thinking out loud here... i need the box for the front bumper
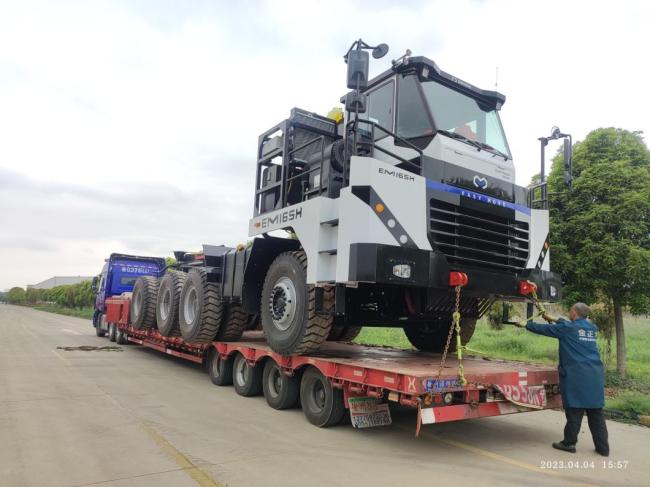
[348,243,562,301]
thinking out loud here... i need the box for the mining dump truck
[129,40,565,357]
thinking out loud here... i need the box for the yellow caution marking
[141,422,223,487]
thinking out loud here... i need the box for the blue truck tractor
[92,253,166,341]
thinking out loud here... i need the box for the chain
[513,282,549,326]
[432,284,467,401]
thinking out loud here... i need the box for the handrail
[346,119,424,176]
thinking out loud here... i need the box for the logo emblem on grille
[473,175,488,189]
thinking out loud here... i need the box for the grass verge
[31,304,94,320]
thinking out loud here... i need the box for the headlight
[392,264,411,279]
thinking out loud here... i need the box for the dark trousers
[564,407,609,453]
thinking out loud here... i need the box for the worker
[518,302,609,456]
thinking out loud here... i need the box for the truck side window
[365,80,394,139]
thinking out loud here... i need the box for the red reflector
[449,271,469,287]
[519,280,537,295]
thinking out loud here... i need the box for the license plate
[348,397,392,429]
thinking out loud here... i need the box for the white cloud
[1,0,649,288]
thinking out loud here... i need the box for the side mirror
[346,49,369,90]
[563,137,573,187]
[91,276,98,293]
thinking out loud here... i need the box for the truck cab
[92,253,165,337]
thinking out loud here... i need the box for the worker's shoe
[552,441,576,453]
[595,448,609,457]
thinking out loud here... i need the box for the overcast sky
[1,0,649,290]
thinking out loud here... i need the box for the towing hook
[449,271,469,288]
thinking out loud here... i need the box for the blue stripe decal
[426,179,531,215]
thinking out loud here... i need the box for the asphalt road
[1,305,648,487]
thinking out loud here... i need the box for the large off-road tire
[260,251,333,355]
[215,303,248,342]
[156,271,187,337]
[327,324,362,342]
[95,314,107,337]
[300,367,345,427]
[207,348,233,386]
[232,353,263,397]
[131,276,159,330]
[262,359,300,410]
[403,317,477,353]
[179,268,223,343]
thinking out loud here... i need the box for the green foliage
[606,391,650,416]
[546,128,650,310]
[165,256,177,267]
[10,281,95,309]
[0,291,7,302]
[7,287,26,304]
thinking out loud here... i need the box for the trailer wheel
[156,271,187,337]
[96,314,106,337]
[108,322,117,342]
[300,367,345,427]
[262,359,299,410]
[115,327,128,345]
[131,276,159,330]
[261,251,333,355]
[179,269,223,343]
[403,318,477,353]
[328,325,362,342]
[215,303,248,341]
[207,348,233,386]
[232,353,263,397]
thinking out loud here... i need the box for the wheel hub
[268,277,296,331]
[160,288,172,321]
[184,288,198,323]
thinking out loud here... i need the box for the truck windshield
[397,75,512,159]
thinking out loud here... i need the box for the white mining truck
[130,40,566,357]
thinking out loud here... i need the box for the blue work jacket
[526,318,605,408]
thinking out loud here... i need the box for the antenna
[495,66,499,90]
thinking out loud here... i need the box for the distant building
[28,276,94,290]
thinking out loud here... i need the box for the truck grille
[429,199,529,273]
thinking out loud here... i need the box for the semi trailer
[122,39,566,358]
[104,292,562,430]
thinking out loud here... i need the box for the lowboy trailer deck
[106,294,561,432]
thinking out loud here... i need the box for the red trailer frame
[105,295,562,432]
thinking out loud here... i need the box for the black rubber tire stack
[260,251,333,355]
[179,268,223,343]
[131,276,159,330]
[156,271,187,337]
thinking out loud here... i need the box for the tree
[7,287,26,304]
[547,128,650,378]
